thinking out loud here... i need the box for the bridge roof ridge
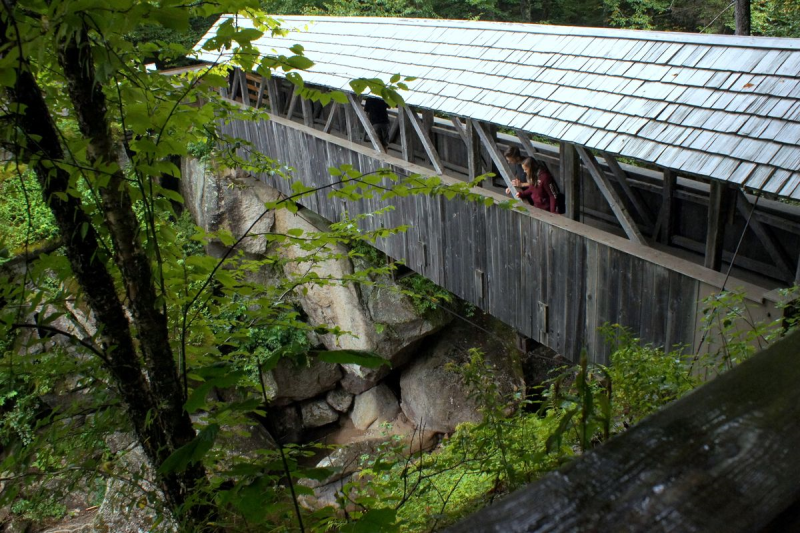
[195,15,800,200]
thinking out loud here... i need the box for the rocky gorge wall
[180,158,528,444]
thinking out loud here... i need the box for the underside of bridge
[190,15,800,362]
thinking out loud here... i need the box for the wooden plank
[347,94,386,154]
[229,68,241,101]
[322,102,339,133]
[601,151,655,229]
[404,105,443,173]
[474,121,517,195]
[238,69,251,106]
[255,75,267,108]
[285,85,299,119]
[398,107,412,163]
[466,119,483,182]
[445,330,800,533]
[704,181,726,271]
[266,77,281,114]
[656,169,677,244]
[665,271,699,353]
[583,239,600,360]
[577,146,648,246]
[736,190,795,282]
[449,116,468,145]
[560,142,581,221]
[301,96,314,128]
[515,130,539,158]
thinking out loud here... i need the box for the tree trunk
[736,0,751,35]
[0,14,213,529]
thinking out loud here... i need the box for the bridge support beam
[347,94,386,154]
[398,107,413,162]
[474,121,518,195]
[404,105,443,173]
[602,152,655,230]
[560,142,581,221]
[577,146,647,245]
[655,169,677,244]
[266,78,281,114]
[736,189,795,282]
[704,181,727,271]
[465,119,483,182]
[323,102,339,133]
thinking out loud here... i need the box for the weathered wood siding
[218,116,764,363]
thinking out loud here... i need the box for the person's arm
[541,170,558,213]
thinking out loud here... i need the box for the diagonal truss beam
[347,94,386,154]
[577,146,647,245]
[404,105,443,173]
[474,121,518,195]
[601,151,655,229]
[736,190,795,281]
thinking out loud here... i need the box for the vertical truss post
[656,170,677,245]
[399,107,413,162]
[285,85,299,119]
[265,78,281,114]
[704,181,726,271]
[466,119,483,183]
[229,68,241,101]
[601,151,655,230]
[301,96,314,128]
[560,142,581,221]
[238,70,251,106]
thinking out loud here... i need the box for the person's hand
[505,188,510,194]
[515,192,521,198]
[511,179,520,187]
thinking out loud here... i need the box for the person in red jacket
[507,157,559,213]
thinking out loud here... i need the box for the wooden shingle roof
[195,16,800,199]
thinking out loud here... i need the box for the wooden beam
[404,106,443,173]
[560,142,581,221]
[238,70,251,106]
[387,113,400,145]
[449,116,468,146]
[515,130,539,157]
[398,107,413,163]
[466,119,483,183]
[474,121,518,195]
[704,181,726,271]
[229,68,241,101]
[601,151,655,229]
[255,76,267,108]
[656,169,677,244]
[285,85,299,119]
[265,78,281,114]
[577,146,647,246]
[346,94,386,154]
[322,102,339,134]
[301,96,314,128]
[736,190,795,282]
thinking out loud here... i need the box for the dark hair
[504,146,521,160]
[523,157,541,184]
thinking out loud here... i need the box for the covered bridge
[194,16,800,361]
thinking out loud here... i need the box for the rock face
[350,384,400,430]
[326,388,354,412]
[181,159,280,256]
[400,320,525,434]
[301,399,340,428]
[268,358,342,404]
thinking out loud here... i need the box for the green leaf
[290,44,305,54]
[151,7,189,31]
[158,424,220,474]
[287,228,304,237]
[286,55,314,70]
[390,74,401,83]
[314,350,389,368]
[341,508,398,532]
[330,91,349,104]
